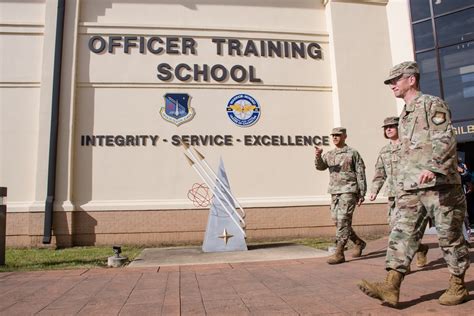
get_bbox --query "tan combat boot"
[415,244,429,267]
[352,239,366,258]
[357,270,404,307]
[327,243,345,264]
[438,274,469,305]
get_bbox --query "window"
[416,50,441,97]
[435,8,474,47]
[439,41,474,121]
[413,21,435,51]
[432,0,472,16]
[410,0,431,22]
[409,1,474,143]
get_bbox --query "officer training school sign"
[88,35,322,83]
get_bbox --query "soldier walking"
[358,61,470,307]
[315,127,367,264]
[369,116,429,270]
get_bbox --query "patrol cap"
[381,116,399,128]
[384,61,419,85]
[330,127,346,135]
[382,116,399,139]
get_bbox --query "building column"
[324,0,400,178]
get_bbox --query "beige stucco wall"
[1,0,47,212]
[72,0,333,212]
[386,0,415,113]
[1,0,411,247]
[325,0,399,187]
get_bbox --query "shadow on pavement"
[247,242,296,250]
[398,280,474,309]
[350,249,387,261]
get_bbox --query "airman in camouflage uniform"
[369,117,429,270]
[369,117,401,227]
[315,127,367,265]
[358,61,470,307]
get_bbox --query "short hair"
[414,73,421,89]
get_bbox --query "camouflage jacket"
[369,142,400,198]
[315,145,367,196]
[398,92,461,191]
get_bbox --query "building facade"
[408,0,474,160]
[1,0,470,247]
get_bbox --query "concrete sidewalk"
[128,243,329,268]
[0,235,473,315]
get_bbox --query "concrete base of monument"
[127,243,329,268]
[108,256,128,267]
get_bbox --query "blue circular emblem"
[226,94,261,127]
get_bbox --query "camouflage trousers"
[387,196,398,228]
[386,185,470,275]
[388,196,430,232]
[330,193,358,246]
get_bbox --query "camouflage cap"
[383,61,419,85]
[330,127,346,135]
[382,116,399,127]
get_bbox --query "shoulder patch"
[432,111,446,125]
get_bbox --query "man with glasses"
[358,61,470,307]
[369,116,429,272]
[315,127,367,265]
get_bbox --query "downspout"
[43,0,66,244]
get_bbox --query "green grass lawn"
[245,237,334,250]
[0,234,384,272]
[249,233,385,251]
[291,238,335,250]
[0,246,144,272]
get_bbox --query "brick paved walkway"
[0,235,473,315]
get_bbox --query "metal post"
[44,0,66,244]
[0,187,7,265]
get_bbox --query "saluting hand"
[315,146,323,158]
